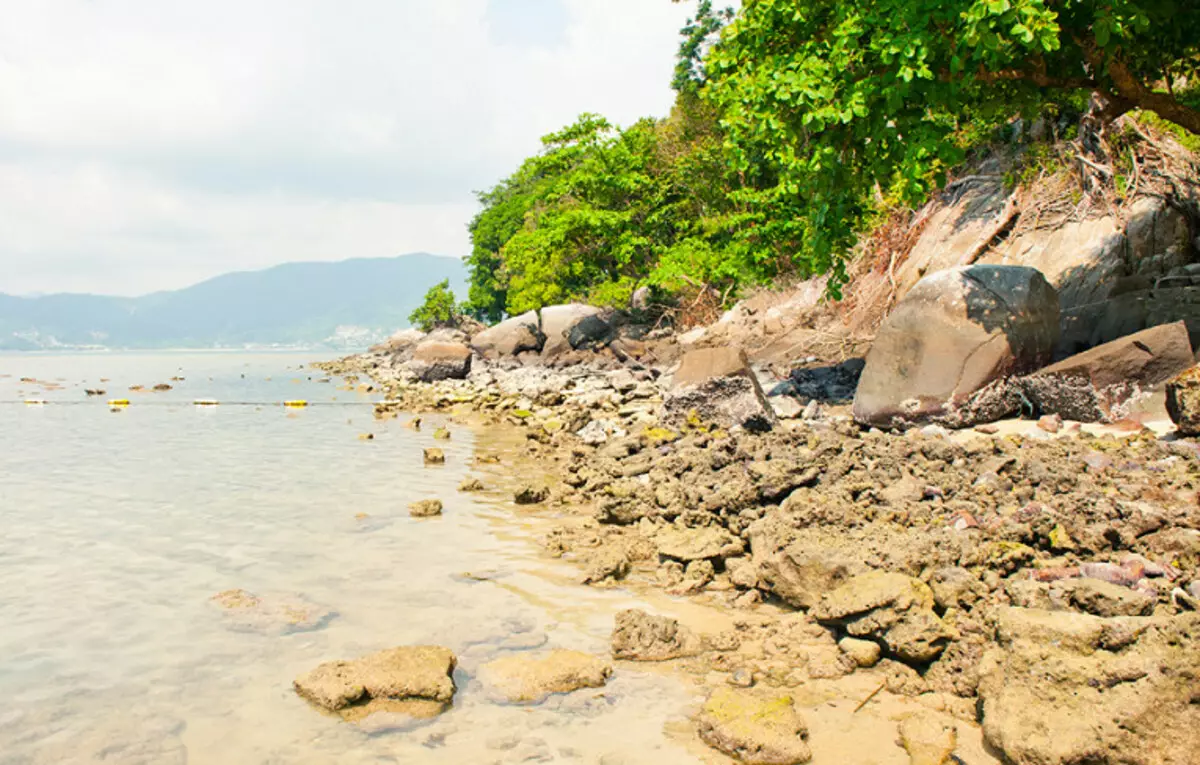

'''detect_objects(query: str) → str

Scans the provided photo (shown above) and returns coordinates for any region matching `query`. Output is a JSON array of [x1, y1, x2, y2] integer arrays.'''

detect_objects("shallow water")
[[0, 353, 707, 765]]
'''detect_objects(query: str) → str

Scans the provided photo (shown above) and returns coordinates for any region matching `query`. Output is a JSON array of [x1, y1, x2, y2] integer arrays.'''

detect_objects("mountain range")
[[0, 254, 467, 351]]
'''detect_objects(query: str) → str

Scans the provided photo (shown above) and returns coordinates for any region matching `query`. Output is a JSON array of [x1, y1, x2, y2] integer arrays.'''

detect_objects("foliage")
[[463, 0, 1200, 321], [408, 279, 460, 332]]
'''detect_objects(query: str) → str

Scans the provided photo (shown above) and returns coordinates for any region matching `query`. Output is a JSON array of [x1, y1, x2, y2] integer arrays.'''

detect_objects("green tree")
[[705, 0, 1200, 286], [408, 279, 460, 332]]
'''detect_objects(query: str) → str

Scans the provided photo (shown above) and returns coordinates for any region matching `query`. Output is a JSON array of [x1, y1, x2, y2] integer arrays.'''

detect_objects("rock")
[[477, 650, 612, 703], [581, 547, 630, 584], [656, 526, 743, 562], [838, 637, 882, 668], [1166, 365, 1200, 436], [898, 713, 958, 765], [664, 348, 778, 432], [294, 645, 457, 717], [631, 285, 651, 310], [854, 265, 1059, 429], [539, 304, 613, 357], [409, 499, 443, 518], [408, 341, 472, 382], [1022, 321, 1194, 422], [801, 400, 821, 420], [751, 525, 868, 610], [1037, 413, 1062, 433], [696, 687, 812, 765], [978, 608, 1200, 765], [423, 448, 445, 465], [433, 427, 451, 440], [371, 328, 425, 355], [209, 589, 333, 635], [1057, 577, 1155, 617], [458, 477, 485, 492], [811, 572, 954, 663], [770, 395, 804, 420], [470, 310, 545, 359], [514, 484, 550, 505], [726, 557, 760, 590], [611, 609, 702, 661]]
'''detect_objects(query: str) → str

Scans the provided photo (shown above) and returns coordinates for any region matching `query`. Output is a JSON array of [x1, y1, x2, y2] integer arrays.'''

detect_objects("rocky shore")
[[313, 268, 1200, 764]]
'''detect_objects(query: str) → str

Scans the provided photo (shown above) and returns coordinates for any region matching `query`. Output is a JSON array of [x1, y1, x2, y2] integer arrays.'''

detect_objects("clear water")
[[0, 353, 703, 765]]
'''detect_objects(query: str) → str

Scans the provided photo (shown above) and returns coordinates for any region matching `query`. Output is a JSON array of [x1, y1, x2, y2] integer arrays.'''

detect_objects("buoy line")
[[1, 399, 376, 407]]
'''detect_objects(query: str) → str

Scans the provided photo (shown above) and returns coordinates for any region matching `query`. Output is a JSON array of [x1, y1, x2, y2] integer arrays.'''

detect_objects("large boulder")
[[470, 310, 545, 359], [854, 265, 1059, 429], [978, 608, 1200, 765], [664, 347, 778, 432], [370, 328, 426, 356], [696, 687, 812, 765], [1021, 321, 1193, 422], [408, 341, 472, 382], [539, 304, 612, 357], [810, 572, 954, 663], [1166, 365, 1200, 436], [477, 650, 612, 703], [293, 645, 457, 719]]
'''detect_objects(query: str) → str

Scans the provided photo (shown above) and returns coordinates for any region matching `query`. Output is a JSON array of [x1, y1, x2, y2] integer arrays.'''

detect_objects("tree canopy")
[[462, 0, 1200, 321], [408, 279, 461, 332]]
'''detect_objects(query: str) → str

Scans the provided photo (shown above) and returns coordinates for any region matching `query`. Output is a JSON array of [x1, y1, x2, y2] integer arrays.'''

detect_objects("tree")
[[408, 280, 460, 332], [705, 0, 1200, 284]]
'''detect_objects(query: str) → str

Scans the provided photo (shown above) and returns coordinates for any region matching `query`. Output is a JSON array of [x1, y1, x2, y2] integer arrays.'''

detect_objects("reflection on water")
[[0, 353, 703, 764]]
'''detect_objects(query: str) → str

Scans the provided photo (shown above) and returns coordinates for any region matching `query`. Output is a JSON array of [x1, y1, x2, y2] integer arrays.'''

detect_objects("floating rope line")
[[1, 399, 377, 407]]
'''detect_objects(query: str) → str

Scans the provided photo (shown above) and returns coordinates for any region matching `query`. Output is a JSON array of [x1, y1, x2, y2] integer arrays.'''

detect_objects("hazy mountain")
[[0, 254, 467, 351]]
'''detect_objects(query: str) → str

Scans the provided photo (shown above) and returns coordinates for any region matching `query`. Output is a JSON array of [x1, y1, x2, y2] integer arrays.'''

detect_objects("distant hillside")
[[0, 254, 467, 351]]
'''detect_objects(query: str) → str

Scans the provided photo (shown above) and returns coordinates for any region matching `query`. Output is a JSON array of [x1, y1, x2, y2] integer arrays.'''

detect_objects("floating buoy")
[[283, 400, 308, 408], [194, 399, 220, 406], [108, 399, 130, 407], [24, 399, 46, 406]]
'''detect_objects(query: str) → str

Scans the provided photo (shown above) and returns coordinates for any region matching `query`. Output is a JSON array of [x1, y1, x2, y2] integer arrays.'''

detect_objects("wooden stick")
[[853, 681, 887, 714]]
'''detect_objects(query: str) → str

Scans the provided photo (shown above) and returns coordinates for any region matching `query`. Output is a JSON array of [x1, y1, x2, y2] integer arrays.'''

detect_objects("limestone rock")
[[408, 341, 472, 382], [750, 527, 868, 610], [854, 265, 1059, 429], [209, 589, 333, 635], [898, 714, 958, 765], [408, 499, 443, 518], [611, 609, 702, 661], [294, 645, 457, 716], [540, 304, 611, 357], [811, 572, 953, 663], [458, 477, 485, 492], [1056, 577, 1155, 617], [656, 525, 743, 562], [664, 348, 778, 432], [423, 448, 445, 465], [581, 547, 630, 585], [1166, 365, 1200, 436], [478, 649, 612, 703], [514, 484, 550, 505], [978, 608, 1200, 765], [696, 687, 812, 765], [471, 310, 545, 359], [1022, 321, 1194, 422], [838, 637, 882, 668]]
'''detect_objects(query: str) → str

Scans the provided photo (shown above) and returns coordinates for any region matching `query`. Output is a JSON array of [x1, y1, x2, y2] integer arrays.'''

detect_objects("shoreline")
[[319, 346, 1200, 765]]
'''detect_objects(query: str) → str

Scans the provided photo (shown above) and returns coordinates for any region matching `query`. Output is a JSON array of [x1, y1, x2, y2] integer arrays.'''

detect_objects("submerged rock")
[[294, 645, 457, 719], [696, 687, 812, 765], [477, 649, 612, 703], [209, 589, 334, 635], [611, 609, 702, 661], [409, 499, 444, 518], [514, 484, 550, 505], [854, 265, 1059, 429], [458, 477, 485, 492], [423, 448, 445, 465]]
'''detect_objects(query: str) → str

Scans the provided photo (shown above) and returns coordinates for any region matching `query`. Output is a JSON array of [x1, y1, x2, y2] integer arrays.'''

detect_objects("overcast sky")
[[0, 0, 694, 296]]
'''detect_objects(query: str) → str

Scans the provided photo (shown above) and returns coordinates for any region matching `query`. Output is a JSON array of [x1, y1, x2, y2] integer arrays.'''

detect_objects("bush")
[[408, 280, 460, 332]]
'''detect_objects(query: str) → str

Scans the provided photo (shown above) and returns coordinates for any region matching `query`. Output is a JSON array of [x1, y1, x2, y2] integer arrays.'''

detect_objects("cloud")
[[0, 0, 693, 295]]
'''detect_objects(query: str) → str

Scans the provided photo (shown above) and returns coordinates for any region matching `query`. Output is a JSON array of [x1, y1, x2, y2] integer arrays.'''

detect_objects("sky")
[[0, 0, 694, 296]]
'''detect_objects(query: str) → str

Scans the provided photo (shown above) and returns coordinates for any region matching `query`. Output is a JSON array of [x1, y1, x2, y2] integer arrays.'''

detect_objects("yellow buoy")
[[24, 399, 46, 406], [283, 400, 308, 408], [194, 399, 220, 406], [108, 399, 130, 407]]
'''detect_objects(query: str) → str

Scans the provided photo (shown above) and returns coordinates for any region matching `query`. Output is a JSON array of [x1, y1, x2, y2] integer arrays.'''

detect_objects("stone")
[[408, 499, 443, 518], [751, 527, 868, 610], [408, 341, 472, 382], [770, 395, 804, 420], [540, 304, 610, 357], [371, 328, 425, 355], [1057, 577, 1155, 617], [1037, 413, 1062, 433], [631, 285, 651, 310], [978, 608, 1200, 765], [514, 484, 550, 505], [838, 637, 882, 668], [423, 448, 445, 465], [656, 526, 743, 562], [898, 714, 958, 765], [470, 310, 545, 359], [458, 477, 485, 492], [1166, 365, 1200, 436], [581, 547, 630, 585], [854, 265, 1059, 429], [294, 645, 457, 716], [696, 687, 812, 765], [1022, 321, 1194, 422], [811, 572, 954, 663], [611, 609, 702, 661], [664, 348, 778, 432], [209, 589, 333, 635], [477, 650, 612, 703]]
